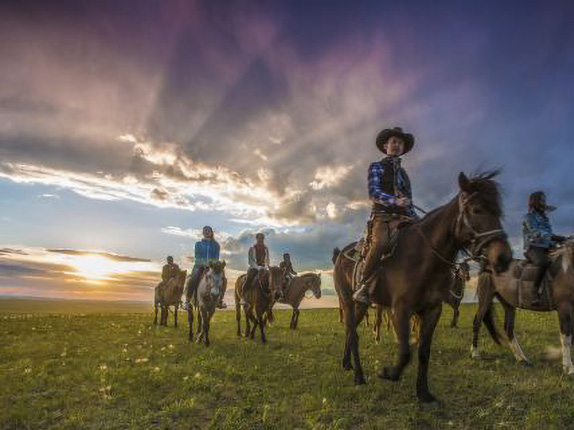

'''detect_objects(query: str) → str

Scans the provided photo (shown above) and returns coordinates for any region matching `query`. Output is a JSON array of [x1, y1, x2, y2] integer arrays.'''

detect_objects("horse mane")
[[419, 170, 503, 222], [466, 170, 503, 217], [299, 272, 319, 279]]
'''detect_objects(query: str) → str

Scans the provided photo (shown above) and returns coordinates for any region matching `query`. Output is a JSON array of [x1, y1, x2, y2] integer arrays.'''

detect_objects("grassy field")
[[1, 300, 573, 429]]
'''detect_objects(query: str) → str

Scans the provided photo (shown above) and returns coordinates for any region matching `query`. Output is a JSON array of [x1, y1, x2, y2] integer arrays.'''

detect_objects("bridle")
[[455, 192, 507, 259], [416, 192, 507, 270]]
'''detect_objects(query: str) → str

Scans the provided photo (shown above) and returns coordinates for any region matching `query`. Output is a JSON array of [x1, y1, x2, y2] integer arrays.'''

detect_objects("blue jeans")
[[185, 265, 205, 301]]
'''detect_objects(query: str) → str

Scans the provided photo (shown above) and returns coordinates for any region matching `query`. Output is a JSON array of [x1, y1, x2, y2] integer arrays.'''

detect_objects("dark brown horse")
[[471, 239, 574, 374], [333, 172, 512, 402], [235, 268, 273, 343]]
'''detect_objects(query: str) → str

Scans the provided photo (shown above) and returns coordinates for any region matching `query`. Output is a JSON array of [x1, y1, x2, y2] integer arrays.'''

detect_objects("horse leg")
[[290, 310, 296, 329], [349, 302, 368, 385], [557, 301, 574, 375], [451, 303, 459, 329], [174, 305, 178, 328], [160, 306, 167, 326], [381, 305, 411, 381], [235, 294, 242, 337], [154, 303, 158, 325], [187, 306, 194, 342], [374, 305, 383, 344], [258, 312, 267, 344], [202, 308, 210, 347], [416, 305, 442, 403], [365, 309, 370, 328], [245, 308, 252, 338], [249, 313, 258, 339], [471, 286, 496, 359], [501, 301, 530, 365], [294, 309, 300, 329]]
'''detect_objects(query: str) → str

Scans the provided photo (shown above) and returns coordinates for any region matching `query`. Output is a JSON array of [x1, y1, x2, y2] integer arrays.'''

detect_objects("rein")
[[415, 192, 506, 271]]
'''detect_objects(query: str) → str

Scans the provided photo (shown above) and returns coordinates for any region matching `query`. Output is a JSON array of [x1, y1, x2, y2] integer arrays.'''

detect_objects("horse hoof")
[[470, 346, 481, 360], [379, 367, 400, 381], [519, 360, 533, 367], [342, 363, 353, 371], [563, 365, 574, 375], [418, 393, 439, 406], [354, 375, 367, 385]]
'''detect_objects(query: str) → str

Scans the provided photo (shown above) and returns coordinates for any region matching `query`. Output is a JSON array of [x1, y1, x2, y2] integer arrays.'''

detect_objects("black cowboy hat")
[[375, 127, 415, 154]]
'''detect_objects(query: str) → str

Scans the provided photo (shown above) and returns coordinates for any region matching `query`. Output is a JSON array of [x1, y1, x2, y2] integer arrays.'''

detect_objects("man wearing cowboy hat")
[[353, 127, 417, 304]]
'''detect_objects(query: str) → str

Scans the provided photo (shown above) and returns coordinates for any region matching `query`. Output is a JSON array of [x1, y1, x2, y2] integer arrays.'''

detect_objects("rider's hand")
[[396, 197, 411, 207]]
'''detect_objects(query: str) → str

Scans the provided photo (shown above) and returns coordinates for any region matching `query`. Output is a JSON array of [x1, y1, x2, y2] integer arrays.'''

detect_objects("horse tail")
[[477, 270, 501, 345], [332, 248, 341, 265]]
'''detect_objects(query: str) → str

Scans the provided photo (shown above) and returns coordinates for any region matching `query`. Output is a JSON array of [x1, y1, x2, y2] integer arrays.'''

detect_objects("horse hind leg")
[[557, 302, 574, 375], [174, 305, 179, 328], [154, 303, 158, 325], [501, 301, 530, 365], [348, 302, 368, 385]]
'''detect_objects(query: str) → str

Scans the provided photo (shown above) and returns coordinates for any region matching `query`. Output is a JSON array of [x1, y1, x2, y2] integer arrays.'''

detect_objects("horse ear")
[[222, 260, 226, 268], [458, 172, 472, 193]]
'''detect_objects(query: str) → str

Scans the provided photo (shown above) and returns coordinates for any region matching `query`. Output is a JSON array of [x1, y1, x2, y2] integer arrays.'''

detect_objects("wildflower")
[[99, 365, 108, 371]]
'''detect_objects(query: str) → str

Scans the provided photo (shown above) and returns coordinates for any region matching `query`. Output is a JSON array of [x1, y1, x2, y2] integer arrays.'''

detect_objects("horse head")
[[306, 273, 322, 299], [205, 261, 226, 299], [456, 172, 512, 274]]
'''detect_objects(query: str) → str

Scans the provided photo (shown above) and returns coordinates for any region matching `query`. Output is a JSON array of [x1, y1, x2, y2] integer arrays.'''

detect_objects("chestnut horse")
[[279, 273, 322, 329], [235, 268, 274, 343], [333, 172, 512, 403], [153, 270, 187, 327], [471, 239, 574, 374]]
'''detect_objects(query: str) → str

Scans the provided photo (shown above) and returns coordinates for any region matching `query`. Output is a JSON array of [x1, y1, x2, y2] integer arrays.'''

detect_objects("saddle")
[[351, 216, 415, 291], [512, 259, 557, 309]]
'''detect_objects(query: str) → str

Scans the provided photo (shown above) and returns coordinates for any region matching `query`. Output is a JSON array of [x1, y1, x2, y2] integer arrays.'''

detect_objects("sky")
[[1, 0, 573, 304]]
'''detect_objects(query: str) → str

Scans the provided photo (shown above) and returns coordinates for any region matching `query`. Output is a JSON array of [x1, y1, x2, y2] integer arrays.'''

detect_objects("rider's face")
[[203, 228, 213, 239], [256, 236, 264, 245], [384, 136, 405, 156]]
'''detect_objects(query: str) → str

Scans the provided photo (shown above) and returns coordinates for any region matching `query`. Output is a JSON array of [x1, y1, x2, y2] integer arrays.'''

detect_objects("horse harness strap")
[[456, 192, 507, 258]]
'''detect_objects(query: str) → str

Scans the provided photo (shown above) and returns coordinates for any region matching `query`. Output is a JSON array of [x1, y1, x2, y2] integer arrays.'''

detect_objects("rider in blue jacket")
[[523, 191, 566, 303], [184, 226, 226, 309]]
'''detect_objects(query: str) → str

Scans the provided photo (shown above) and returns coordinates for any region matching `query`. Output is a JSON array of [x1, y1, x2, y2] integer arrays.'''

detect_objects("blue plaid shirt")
[[368, 157, 415, 216], [523, 211, 555, 250]]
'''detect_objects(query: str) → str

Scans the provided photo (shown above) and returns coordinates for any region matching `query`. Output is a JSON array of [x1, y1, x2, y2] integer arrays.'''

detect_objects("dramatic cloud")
[[0, 0, 572, 301]]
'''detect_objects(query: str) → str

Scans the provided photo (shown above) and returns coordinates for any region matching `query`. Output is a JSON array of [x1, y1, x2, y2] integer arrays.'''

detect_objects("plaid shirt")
[[368, 157, 415, 216], [523, 211, 555, 250]]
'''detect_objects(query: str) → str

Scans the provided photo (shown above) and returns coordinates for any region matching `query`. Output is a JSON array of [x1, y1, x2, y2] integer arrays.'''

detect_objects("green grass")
[[1, 301, 573, 429]]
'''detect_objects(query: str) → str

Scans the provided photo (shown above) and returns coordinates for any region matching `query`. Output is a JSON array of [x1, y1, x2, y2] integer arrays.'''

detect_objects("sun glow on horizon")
[[64, 254, 157, 283]]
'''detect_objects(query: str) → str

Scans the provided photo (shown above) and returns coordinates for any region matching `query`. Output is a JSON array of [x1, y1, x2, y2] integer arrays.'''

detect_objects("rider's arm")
[[214, 241, 220, 261], [264, 247, 270, 268], [368, 162, 396, 206], [248, 247, 258, 269]]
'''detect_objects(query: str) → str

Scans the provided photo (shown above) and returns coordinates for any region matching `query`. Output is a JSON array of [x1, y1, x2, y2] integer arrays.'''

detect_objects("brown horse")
[[278, 273, 322, 329], [154, 270, 187, 327], [333, 172, 512, 402], [471, 239, 574, 374], [446, 261, 470, 328], [187, 261, 226, 346], [235, 268, 273, 343]]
